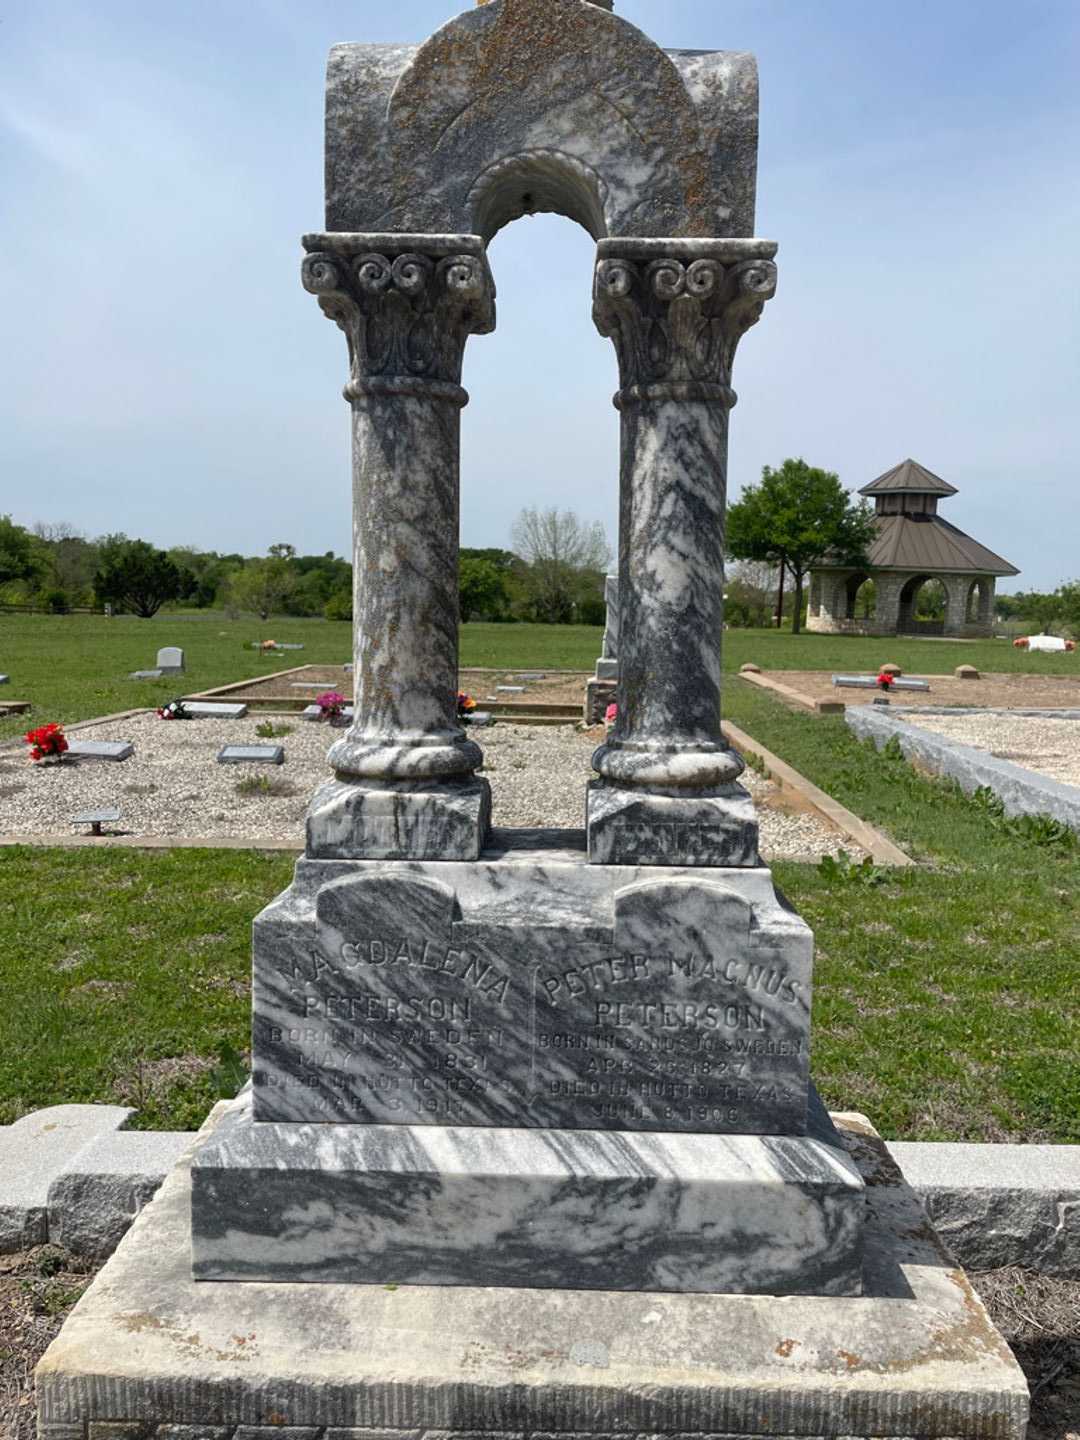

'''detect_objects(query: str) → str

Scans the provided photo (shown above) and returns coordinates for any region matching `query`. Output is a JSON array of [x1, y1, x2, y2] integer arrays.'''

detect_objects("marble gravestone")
[[38, 5, 1027, 1438], [585, 572, 619, 722]]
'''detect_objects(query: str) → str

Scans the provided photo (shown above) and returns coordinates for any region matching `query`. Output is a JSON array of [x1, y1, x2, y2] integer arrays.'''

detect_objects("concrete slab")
[[0, 1104, 133, 1251], [34, 1106, 1029, 1439], [47, 1129, 191, 1262], [890, 1138, 1080, 1276]]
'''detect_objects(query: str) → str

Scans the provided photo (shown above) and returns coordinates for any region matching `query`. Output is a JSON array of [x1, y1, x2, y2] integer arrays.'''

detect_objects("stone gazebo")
[[807, 458, 1019, 638]]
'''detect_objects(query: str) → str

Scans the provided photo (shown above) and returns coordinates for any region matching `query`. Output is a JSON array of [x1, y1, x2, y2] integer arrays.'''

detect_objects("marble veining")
[[250, 854, 811, 1133], [191, 1085, 863, 1294]]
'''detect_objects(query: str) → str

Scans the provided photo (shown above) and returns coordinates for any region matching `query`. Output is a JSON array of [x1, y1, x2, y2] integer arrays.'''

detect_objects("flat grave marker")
[[184, 701, 248, 719], [217, 744, 285, 765], [68, 740, 134, 762], [129, 669, 162, 680]]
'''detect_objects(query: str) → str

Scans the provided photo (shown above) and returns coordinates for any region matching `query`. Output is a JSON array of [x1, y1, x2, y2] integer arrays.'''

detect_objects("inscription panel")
[[252, 874, 811, 1134]]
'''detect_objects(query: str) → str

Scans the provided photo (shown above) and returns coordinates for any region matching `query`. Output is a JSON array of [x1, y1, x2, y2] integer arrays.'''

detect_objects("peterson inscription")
[[252, 872, 812, 1133]]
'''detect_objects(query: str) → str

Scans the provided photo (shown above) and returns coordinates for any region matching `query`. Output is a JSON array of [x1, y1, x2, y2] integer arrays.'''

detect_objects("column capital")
[[302, 233, 496, 404], [592, 237, 777, 408]]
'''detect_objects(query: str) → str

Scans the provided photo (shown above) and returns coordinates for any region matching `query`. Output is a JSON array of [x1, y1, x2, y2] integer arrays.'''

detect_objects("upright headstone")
[[156, 646, 184, 674], [38, 6, 1025, 1439], [585, 573, 619, 722]]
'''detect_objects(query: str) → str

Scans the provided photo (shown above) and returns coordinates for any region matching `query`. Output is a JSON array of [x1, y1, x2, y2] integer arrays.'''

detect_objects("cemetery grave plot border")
[[741, 667, 1080, 717], [848, 704, 1080, 834]]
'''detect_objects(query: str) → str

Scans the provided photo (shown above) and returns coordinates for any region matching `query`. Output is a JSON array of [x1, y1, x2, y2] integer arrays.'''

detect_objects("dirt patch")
[[754, 669, 1080, 712], [0, 1246, 95, 1440], [973, 1267, 1080, 1440], [112, 1053, 215, 1109], [196, 665, 592, 709]]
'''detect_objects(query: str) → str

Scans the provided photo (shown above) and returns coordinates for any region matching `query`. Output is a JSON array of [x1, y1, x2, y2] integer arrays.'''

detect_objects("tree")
[[226, 558, 296, 620], [459, 555, 510, 621], [1014, 588, 1063, 635], [726, 459, 877, 635], [510, 507, 611, 624], [724, 559, 779, 629], [93, 539, 183, 618], [0, 515, 39, 589]]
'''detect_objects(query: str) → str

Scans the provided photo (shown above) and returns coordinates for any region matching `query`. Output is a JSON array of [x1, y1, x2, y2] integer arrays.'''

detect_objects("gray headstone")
[[184, 702, 248, 719], [68, 740, 134, 762], [129, 669, 162, 680], [156, 646, 184, 673], [0, 674, 8, 685], [601, 572, 619, 660], [217, 744, 285, 765], [343, 663, 354, 673]]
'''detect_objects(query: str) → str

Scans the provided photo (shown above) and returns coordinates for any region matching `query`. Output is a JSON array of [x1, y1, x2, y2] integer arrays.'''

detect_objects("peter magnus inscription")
[[252, 872, 813, 1133]]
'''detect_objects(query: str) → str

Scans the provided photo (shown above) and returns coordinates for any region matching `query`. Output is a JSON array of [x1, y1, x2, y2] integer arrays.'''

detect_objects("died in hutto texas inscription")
[[252, 873, 813, 1134]]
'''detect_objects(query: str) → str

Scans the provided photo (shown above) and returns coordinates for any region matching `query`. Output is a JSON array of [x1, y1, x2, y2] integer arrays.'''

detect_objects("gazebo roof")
[[867, 514, 1019, 576], [859, 458, 959, 498]]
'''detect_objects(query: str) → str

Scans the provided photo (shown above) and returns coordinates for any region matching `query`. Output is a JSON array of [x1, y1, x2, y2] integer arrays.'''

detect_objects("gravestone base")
[[35, 1106, 1029, 1440], [585, 676, 617, 724], [305, 776, 492, 861], [586, 780, 760, 866], [190, 1085, 864, 1295]]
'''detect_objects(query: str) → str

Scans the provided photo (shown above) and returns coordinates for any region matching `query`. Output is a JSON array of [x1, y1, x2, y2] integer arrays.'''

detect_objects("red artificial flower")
[[25, 722, 68, 761], [457, 691, 477, 713]]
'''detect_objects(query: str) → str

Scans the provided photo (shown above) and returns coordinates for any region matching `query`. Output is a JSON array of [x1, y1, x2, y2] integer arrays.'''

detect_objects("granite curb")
[[847, 703, 1080, 829], [3, 1100, 1077, 1275]]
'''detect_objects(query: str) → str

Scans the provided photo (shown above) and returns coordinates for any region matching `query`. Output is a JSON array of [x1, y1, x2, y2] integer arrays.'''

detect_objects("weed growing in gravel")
[[254, 721, 293, 739], [234, 774, 296, 798]]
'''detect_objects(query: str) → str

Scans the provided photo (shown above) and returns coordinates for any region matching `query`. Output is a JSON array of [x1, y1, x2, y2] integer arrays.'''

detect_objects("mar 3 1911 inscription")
[[252, 863, 813, 1134]]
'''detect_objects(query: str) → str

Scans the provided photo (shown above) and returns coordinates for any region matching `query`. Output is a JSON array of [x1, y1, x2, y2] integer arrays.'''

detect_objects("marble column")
[[588, 238, 777, 866], [301, 233, 495, 860]]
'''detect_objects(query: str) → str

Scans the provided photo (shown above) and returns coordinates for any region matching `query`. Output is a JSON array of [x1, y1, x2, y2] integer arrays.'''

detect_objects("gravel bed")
[[906, 711, 1080, 789], [0, 713, 861, 861]]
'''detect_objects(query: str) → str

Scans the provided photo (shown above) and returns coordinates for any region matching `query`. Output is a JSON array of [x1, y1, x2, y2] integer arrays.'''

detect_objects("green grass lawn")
[[1, 613, 1073, 745], [0, 618, 1077, 1141]]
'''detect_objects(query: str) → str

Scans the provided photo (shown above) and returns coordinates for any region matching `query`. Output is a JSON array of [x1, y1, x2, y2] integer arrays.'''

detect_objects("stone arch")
[[844, 571, 876, 621], [324, 0, 760, 238], [966, 576, 992, 626], [898, 574, 947, 632]]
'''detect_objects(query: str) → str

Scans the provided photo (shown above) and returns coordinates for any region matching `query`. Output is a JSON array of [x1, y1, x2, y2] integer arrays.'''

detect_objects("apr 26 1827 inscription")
[[252, 869, 813, 1134]]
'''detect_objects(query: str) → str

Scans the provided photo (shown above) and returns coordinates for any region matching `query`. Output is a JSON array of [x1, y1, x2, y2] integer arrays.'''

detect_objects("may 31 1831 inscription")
[[252, 865, 813, 1135]]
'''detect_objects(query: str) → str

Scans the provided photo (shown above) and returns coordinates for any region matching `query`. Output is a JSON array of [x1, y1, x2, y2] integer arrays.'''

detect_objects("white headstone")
[[157, 647, 185, 673]]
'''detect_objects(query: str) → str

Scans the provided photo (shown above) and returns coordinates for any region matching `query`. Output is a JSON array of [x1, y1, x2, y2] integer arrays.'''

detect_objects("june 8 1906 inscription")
[[252, 871, 813, 1135]]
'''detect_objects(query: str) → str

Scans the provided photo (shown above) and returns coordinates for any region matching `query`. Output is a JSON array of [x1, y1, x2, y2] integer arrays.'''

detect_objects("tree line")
[[0, 507, 611, 624]]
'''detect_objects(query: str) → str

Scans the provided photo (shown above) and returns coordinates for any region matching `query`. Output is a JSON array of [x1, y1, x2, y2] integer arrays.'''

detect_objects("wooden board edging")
[[724, 720, 913, 868]]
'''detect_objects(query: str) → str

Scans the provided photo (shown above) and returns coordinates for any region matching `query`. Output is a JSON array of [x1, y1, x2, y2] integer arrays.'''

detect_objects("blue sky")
[[2, 0, 1077, 590]]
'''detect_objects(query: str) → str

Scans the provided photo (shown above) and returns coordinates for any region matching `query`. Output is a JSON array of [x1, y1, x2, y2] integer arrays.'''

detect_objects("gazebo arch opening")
[[899, 574, 946, 634], [845, 572, 876, 621], [966, 577, 992, 626]]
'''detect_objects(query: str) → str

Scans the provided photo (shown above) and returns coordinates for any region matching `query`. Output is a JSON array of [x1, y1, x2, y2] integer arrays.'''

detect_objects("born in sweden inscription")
[[252, 871, 812, 1134]]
